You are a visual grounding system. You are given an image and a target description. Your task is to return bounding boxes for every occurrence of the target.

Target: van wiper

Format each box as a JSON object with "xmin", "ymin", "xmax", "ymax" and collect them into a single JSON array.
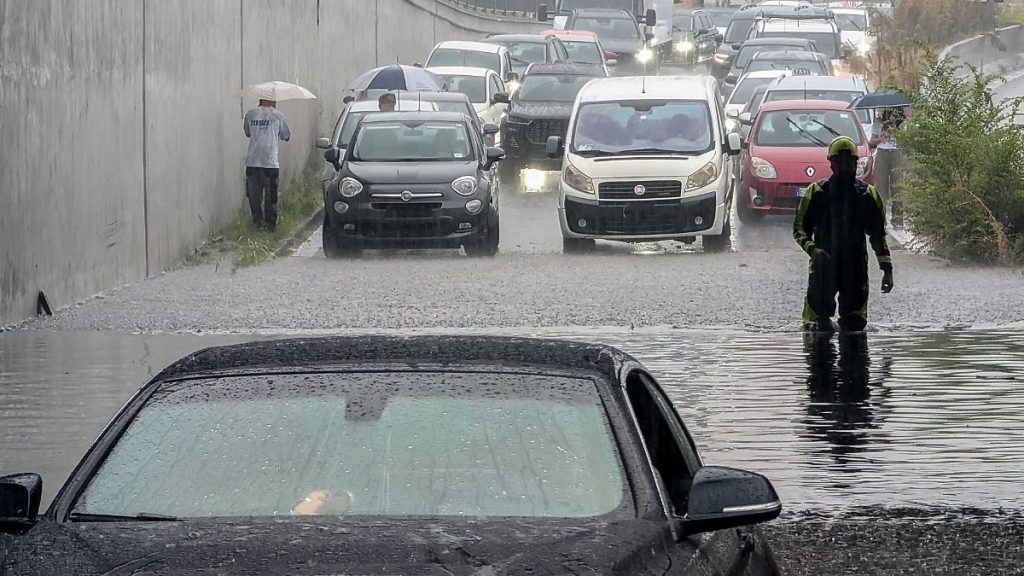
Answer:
[
  {"xmin": 617, "ymin": 147, "xmax": 691, "ymax": 156},
  {"xmin": 68, "ymin": 512, "xmax": 180, "ymax": 522},
  {"xmin": 574, "ymin": 149, "xmax": 619, "ymax": 157},
  {"xmin": 786, "ymin": 118, "xmax": 829, "ymax": 147}
]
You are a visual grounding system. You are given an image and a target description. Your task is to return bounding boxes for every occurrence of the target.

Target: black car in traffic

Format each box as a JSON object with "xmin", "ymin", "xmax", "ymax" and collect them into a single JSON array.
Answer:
[
  {"xmin": 499, "ymin": 62, "xmax": 605, "ymax": 186},
  {"xmin": 0, "ymin": 336, "xmax": 782, "ymax": 575},
  {"xmin": 482, "ymin": 33, "xmax": 571, "ymax": 79},
  {"xmin": 321, "ymin": 112, "xmax": 504, "ymax": 257},
  {"xmin": 666, "ymin": 9, "xmax": 722, "ymax": 67},
  {"xmin": 565, "ymin": 8, "xmax": 650, "ymax": 74}
]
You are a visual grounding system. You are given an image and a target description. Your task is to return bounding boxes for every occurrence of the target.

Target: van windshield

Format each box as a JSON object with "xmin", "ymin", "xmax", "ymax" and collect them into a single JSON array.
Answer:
[{"xmin": 571, "ymin": 100, "xmax": 713, "ymax": 156}]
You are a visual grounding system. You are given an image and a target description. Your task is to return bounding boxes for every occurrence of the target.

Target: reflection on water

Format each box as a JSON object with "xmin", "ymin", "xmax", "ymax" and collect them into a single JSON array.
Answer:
[{"xmin": 2, "ymin": 328, "xmax": 1023, "ymax": 513}]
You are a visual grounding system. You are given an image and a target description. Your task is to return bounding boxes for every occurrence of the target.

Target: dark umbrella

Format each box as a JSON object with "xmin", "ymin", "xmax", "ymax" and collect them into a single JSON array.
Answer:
[
  {"xmin": 349, "ymin": 65, "xmax": 445, "ymax": 92},
  {"xmin": 848, "ymin": 90, "xmax": 911, "ymax": 111}
]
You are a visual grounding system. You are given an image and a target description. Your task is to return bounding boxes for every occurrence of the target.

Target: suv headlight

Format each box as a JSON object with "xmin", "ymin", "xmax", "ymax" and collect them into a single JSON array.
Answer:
[
  {"xmin": 856, "ymin": 156, "xmax": 870, "ymax": 179},
  {"xmin": 685, "ymin": 161, "xmax": 720, "ymax": 192},
  {"xmin": 339, "ymin": 177, "xmax": 363, "ymax": 198},
  {"xmin": 564, "ymin": 164, "xmax": 594, "ymax": 194},
  {"xmin": 750, "ymin": 157, "xmax": 778, "ymax": 180},
  {"xmin": 676, "ymin": 40, "xmax": 694, "ymax": 53},
  {"xmin": 452, "ymin": 176, "xmax": 478, "ymax": 196}
]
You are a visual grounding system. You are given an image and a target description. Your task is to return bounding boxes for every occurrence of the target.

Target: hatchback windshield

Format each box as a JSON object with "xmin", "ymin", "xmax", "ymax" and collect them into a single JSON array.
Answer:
[
  {"xmin": 729, "ymin": 76, "xmax": 780, "ymax": 107},
  {"xmin": 72, "ymin": 373, "xmax": 626, "ymax": 519},
  {"xmin": 835, "ymin": 12, "xmax": 867, "ymax": 32},
  {"xmin": 427, "ymin": 49, "xmax": 501, "ymax": 74},
  {"xmin": 516, "ymin": 74, "xmax": 594, "ymax": 103},
  {"xmin": 572, "ymin": 100, "xmax": 713, "ymax": 155},
  {"xmin": 353, "ymin": 121, "xmax": 473, "ymax": 162},
  {"xmin": 746, "ymin": 57, "xmax": 827, "ymax": 76},
  {"xmin": 491, "ymin": 41, "xmax": 548, "ymax": 65},
  {"xmin": 755, "ymin": 109, "xmax": 863, "ymax": 147},
  {"xmin": 562, "ymin": 40, "xmax": 604, "ymax": 64},
  {"xmin": 758, "ymin": 30, "xmax": 839, "ymax": 58},
  {"xmin": 765, "ymin": 89, "xmax": 870, "ymax": 123},
  {"xmin": 439, "ymin": 75, "xmax": 486, "ymax": 103},
  {"xmin": 573, "ymin": 16, "xmax": 640, "ymax": 40}
]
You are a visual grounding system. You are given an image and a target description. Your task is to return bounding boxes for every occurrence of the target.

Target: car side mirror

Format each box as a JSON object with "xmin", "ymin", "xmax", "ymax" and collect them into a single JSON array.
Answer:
[
  {"xmin": 343, "ymin": 95, "xmax": 355, "ymax": 104},
  {"xmin": 731, "ymin": 42, "xmax": 742, "ymax": 50},
  {"xmin": 323, "ymin": 147, "xmax": 342, "ymax": 171},
  {"xmin": 607, "ymin": 58, "xmax": 618, "ymax": 67},
  {"xmin": 672, "ymin": 466, "xmax": 780, "ymax": 540},
  {"xmin": 715, "ymin": 33, "xmax": 724, "ymax": 43},
  {"xmin": 484, "ymin": 146, "xmax": 505, "ymax": 169},
  {"xmin": 645, "ymin": 8, "xmax": 657, "ymax": 28},
  {"xmin": 726, "ymin": 132, "xmax": 742, "ymax": 156},
  {"xmin": 726, "ymin": 109, "xmax": 740, "ymax": 120},
  {"xmin": 697, "ymin": 28, "xmax": 710, "ymax": 36},
  {"xmin": 491, "ymin": 92, "xmax": 510, "ymax": 105},
  {"xmin": 537, "ymin": 3, "xmax": 548, "ymax": 22},
  {"xmin": 316, "ymin": 137, "xmax": 332, "ymax": 150},
  {"xmin": 739, "ymin": 112, "xmax": 753, "ymax": 126},
  {"xmin": 546, "ymin": 135, "xmax": 564, "ymax": 159},
  {"xmin": 483, "ymin": 123, "xmax": 500, "ymax": 136},
  {"xmin": 506, "ymin": 72, "xmax": 520, "ymax": 83},
  {"xmin": 0, "ymin": 473, "xmax": 42, "ymax": 533}
]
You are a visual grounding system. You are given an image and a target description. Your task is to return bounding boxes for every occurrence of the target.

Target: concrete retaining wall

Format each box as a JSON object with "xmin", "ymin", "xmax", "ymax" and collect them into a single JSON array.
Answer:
[
  {"xmin": 940, "ymin": 25, "xmax": 1024, "ymax": 77},
  {"xmin": 0, "ymin": 0, "xmax": 540, "ymax": 326}
]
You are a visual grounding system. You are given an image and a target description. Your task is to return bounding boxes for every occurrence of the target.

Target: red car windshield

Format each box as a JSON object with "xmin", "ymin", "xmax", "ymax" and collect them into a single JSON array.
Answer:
[{"xmin": 755, "ymin": 109, "xmax": 862, "ymax": 147}]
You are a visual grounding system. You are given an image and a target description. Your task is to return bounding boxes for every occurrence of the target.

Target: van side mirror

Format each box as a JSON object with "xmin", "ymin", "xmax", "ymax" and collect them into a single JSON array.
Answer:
[
  {"xmin": 726, "ymin": 109, "xmax": 740, "ymax": 120},
  {"xmin": 491, "ymin": 92, "xmax": 510, "ymax": 105},
  {"xmin": 645, "ymin": 8, "xmax": 657, "ymax": 28},
  {"xmin": 546, "ymin": 135, "xmax": 564, "ymax": 159},
  {"xmin": 672, "ymin": 466, "xmax": 780, "ymax": 540},
  {"xmin": 324, "ymin": 148, "xmax": 342, "ymax": 170},
  {"xmin": 537, "ymin": 3, "xmax": 548, "ymax": 22},
  {"xmin": 0, "ymin": 473, "xmax": 42, "ymax": 533},
  {"xmin": 727, "ymin": 132, "xmax": 742, "ymax": 156}
]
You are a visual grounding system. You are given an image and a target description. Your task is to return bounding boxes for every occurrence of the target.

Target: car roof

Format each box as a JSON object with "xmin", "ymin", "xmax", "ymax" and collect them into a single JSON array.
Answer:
[
  {"xmin": 427, "ymin": 66, "xmax": 492, "ymax": 77},
  {"xmin": 578, "ymin": 75, "xmax": 716, "ymax": 102},
  {"xmin": 757, "ymin": 98, "xmax": 856, "ymax": 112},
  {"xmin": 767, "ymin": 75, "xmax": 866, "ymax": 91},
  {"xmin": 485, "ymin": 34, "xmax": 550, "ymax": 42},
  {"xmin": 760, "ymin": 20, "xmax": 836, "ymax": 31},
  {"xmin": 433, "ymin": 41, "xmax": 503, "ymax": 54},
  {"xmin": 415, "ymin": 91, "xmax": 473, "ymax": 103},
  {"xmin": 360, "ymin": 111, "xmax": 469, "ymax": 124},
  {"xmin": 751, "ymin": 49, "xmax": 823, "ymax": 60},
  {"xmin": 346, "ymin": 99, "xmax": 427, "ymax": 112},
  {"xmin": 542, "ymin": 29, "xmax": 598, "ymax": 39},
  {"xmin": 829, "ymin": 8, "xmax": 866, "ymax": 15},
  {"xmin": 572, "ymin": 8, "xmax": 634, "ymax": 17},
  {"xmin": 524, "ymin": 62, "xmax": 606, "ymax": 76},
  {"xmin": 741, "ymin": 37, "xmax": 815, "ymax": 46},
  {"xmin": 152, "ymin": 336, "xmax": 639, "ymax": 385}
]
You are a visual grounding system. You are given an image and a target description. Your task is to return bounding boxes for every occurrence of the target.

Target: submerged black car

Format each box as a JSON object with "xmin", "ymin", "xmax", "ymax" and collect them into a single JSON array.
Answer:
[
  {"xmin": 321, "ymin": 111, "xmax": 504, "ymax": 257},
  {"xmin": 0, "ymin": 336, "xmax": 782, "ymax": 575},
  {"xmin": 499, "ymin": 62, "xmax": 605, "ymax": 185}
]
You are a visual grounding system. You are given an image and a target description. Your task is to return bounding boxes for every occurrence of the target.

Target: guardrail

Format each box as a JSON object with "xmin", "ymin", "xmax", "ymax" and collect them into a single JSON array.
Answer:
[{"xmin": 442, "ymin": 0, "xmax": 538, "ymax": 20}]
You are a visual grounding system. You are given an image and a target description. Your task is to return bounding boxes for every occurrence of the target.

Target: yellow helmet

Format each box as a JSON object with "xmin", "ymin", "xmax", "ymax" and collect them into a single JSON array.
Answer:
[{"xmin": 827, "ymin": 136, "xmax": 859, "ymax": 159}]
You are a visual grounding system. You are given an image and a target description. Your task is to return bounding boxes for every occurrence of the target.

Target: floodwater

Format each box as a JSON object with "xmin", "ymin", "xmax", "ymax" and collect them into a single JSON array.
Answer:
[{"xmin": 2, "ymin": 328, "xmax": 1022, "ymax": 514}]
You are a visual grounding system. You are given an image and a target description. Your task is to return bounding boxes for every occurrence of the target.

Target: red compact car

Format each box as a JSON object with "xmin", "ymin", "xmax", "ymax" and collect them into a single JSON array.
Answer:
[{"xmin": 737, "ymin": 99, "xmax": 873, "ymax": 222}]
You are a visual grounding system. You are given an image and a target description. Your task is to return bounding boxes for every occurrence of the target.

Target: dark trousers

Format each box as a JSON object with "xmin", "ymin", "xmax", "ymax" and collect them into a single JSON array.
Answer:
[
  {"xmin": 245, "ymin": 167, "xmax": 279, "ymax": 226},
  {"xmin": 802, "ymin": 259, "xmax": 870, "ymax": 332}
]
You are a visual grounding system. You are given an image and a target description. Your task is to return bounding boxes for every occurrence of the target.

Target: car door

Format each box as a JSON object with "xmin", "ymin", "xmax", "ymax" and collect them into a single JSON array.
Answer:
[
  {"xmin": 624, "ymin": 370, "xmax": 759, "ymax": 576},
  {"xmin": 477, "ymin": 72, "xmax": 504, "ymax": 129}
]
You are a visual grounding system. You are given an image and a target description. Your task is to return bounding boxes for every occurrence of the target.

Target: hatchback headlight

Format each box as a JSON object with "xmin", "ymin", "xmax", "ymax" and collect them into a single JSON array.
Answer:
[
  {"xmin": 750, "ymin": 157, "xmax": 778, "ymax": 180},
  {"xmin": 564, "ymin": 164, "xmax": 594, "ymax": 194},
  {"xmin": 685, "ymin": 162, "xmax": 720, "ymax": 192},
  {"xmin": 676, "ymin": 40, "xmax": 694, "ymax": 53},
  {"xmin": 452, "ymin": 176, "xmax": 477, "ymax": 196},
  {"xmin": 856, "ymin": 157, "xmax": 870, "ymax": 179},
  {"xmin": 339, "ymin": 177, "xmax": 363, "ymax": 198}
]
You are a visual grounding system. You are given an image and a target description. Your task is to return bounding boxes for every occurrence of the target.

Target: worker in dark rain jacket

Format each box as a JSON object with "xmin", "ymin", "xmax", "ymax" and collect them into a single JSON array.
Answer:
[{"xmin": 794, "ymin": 136, "xmax": 894, "ymax": 333}]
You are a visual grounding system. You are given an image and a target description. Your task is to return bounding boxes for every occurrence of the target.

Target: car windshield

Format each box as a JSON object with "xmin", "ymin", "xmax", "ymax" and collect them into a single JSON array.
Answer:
[
  {"xmin": 835, "ymin": 12, "xmax": 867, "ymax": 32},
  {"xmin": 491, "ymin": 41, "xmax": 548, "ymax": 65},
  {"xmin": 736, "ymin": 44, "xmax": 806, "ymax": 67},
  {"xmin": 755, "ymin": 109, "xmax": 863, "ymax": 147},
  {"xmin": 571, "ymin": 100, "xmax": 713, "ymax": 156},
  {"xmin": 515, "ymin": 74, "xmax": 594, "ymax": 103},
  {"xmin": 563, "ymin": 40, "xmax": 604, "ymax": 64},
  {"xmin": 352, "ymin": 121, "xmax": 473, "ymax": 162},
  {"xmin": 70, "ymin": 373, "xmax": 626, "ymax": 519},
  {"xmin": 673, "ymin": 14, "xmax": 693, "ymax": 31},
  {"xmin": 439, "ymin": 75, "xmax": 487, "ymax": 103},
  {"xmin": 573, "ymin": 17, "xmax": 640, "ymax": 40},
  {"xmin": 426, "ymin": 49, "xmax": 501, "ymax": 74},
  {"xmin": 433, "ymin": 101, "xmax": 475, "ymax": 117},
  {"xmin": 709, "ymin": 12, "xmax": 734, "ymax": 28},
  {"xmin": 724, "ymin": 18, "xmax": 754, "ymax": 43},
  {"xmin": 746, "ymin": 57, "xmax": 826, "ymax": 75},
  {"xmin": 765, "ymin": 89, "xmax": 870, "ymax": 123},
  {"xmin": 561, "ymin": 0, "xmax": 631, "ymax": 10},
  {"xmin": 758, "ymin": 31, "xmax": 839, "ymax": 58},
  {"xmin": 729, "ymin": 76, "xmax": 779, "ymax": 106}
]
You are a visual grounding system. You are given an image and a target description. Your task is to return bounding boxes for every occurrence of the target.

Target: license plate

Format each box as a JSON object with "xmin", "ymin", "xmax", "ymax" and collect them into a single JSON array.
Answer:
[{"xmin": 796, "ymin": 187, "xmax": 806, "ymax": 197}]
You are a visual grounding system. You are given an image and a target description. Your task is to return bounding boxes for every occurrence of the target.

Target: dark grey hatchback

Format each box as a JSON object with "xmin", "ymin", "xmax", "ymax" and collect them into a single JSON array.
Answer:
[
  {"xmin": 1, "ymin": 336, "xmax": 782, "ymax": 575},
  {"xmin": 322, "ymin": 112, "xmax": 505, "ymax": 258}
]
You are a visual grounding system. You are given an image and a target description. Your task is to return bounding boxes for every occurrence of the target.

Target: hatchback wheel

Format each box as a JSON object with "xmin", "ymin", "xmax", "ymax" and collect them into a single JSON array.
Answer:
[
  {"xmin": 465, "ymin": 212, "xmax": 499, "ymax": 258},
  {"xmin": 322, "ymin": 215, "xmax": 361, "ymax": 259}
]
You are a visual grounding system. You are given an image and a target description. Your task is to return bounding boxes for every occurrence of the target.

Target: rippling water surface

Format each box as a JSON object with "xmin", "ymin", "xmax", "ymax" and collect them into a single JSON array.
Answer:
[{"xmin": 2, "ymin": 328, "xmax": 1022, "ymax": 512}]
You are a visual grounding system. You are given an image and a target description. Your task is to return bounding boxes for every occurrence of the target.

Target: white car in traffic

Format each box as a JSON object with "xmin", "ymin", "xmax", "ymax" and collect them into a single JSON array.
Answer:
[
  {"xmin": 547, "ymin": 76, "xmax": 741, "ymax": 254},
  {"xmin": 424, "ymin": 41, "xmax": 519, "ymax": 85},
  {"xmin": 426, "ymin": 66, "xmax": 509, "ymax": 131}
]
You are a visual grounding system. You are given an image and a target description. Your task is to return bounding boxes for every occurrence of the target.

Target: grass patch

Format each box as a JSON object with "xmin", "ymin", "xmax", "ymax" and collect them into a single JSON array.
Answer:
[{"xmin": 215, "ymin": 167, "xmax": 322, "ymax": 267}]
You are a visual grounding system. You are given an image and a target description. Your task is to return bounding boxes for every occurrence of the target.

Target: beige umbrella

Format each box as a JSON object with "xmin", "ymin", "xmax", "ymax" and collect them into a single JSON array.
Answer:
[{"xmin": 243, "ymin": 81, "xmax": 317, "ymax": 101}]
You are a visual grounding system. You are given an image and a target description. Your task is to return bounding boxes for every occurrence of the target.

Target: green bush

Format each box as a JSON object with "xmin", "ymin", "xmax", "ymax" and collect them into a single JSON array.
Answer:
[{"xmin": 896, "ymin": 59, "xmax": 1024, "ymax": 264}]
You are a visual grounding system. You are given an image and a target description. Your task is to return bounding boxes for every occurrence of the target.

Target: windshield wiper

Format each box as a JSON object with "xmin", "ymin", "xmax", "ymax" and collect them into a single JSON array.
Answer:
[
  {"xmin": 617, "ymin": 147, "xmax": 692, "ymax": 156},
  {"xmin": 574, "ymin": 149, "xmax": 619, "ymax": 157},
  {"xmin": 68, "ymin": 512, "xmax": 180, "ymax": 522},
  {"xmin": 786, "ymin": 118, "xmax": 829, "ymax": 147},
  {"xmin": 806, "ymin": 119, "xmax": 843, "ymax": 138}
]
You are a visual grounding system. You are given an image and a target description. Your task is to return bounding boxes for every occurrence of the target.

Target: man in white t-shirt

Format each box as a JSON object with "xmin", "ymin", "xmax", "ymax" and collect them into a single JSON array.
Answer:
[{"xmin": 243, "ymin": 99, "xmax": 291, "ymax": 230}]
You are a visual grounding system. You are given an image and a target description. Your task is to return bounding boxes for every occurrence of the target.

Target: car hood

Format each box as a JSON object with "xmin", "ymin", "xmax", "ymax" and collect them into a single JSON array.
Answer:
[
  {"xmin": 3, "ymin": 517, "xmax": 672, "ymax": 575},
  {"xmin": 346, "ymin": 161, "xmax": 478, "ymax": 184},
  {"xmin": 568, "ymin": 149, "xmax": 717, "ymax": 180},
  {"xmin": 749, "ymin": 143, "xmax": 869, "ymax": 179},
  {"xmin": 506, "ymin": 101, "xmax": 573, "ymax": 121},
  {"xmin": 600, "ymin": 38, "xmax": 643, "ymax": 55}
]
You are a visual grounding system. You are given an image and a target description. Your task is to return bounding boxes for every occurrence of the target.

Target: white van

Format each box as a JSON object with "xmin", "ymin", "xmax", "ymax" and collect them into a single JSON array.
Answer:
[{"xmin": 547, "ymin": 76, "xmax": 741, "ymax": 253}]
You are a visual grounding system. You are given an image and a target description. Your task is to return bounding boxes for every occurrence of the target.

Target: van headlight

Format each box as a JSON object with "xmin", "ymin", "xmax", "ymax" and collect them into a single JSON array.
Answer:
[
  {"xmin": 339, "ymin": 177, "xmax": 363, "ymax": 198},
  {"xmin": 564, "ymin": 164, "xmax": 594, "ymax": 194},
  {"xmin": 750, "ymin": 157, "xmax": 778, "ymax": 180},
  {"xmin": 856, "ymin": 157, "xmax": 870, "ymax": 179},
  {"xmin": 685, "ymin": 162, "xmax": 719, "ymax": 192},
  {"xmin": 676, "ymin": 40, "xmax": 694, "ymax": 53},
  {"xmin": 452, "ymin": 176, "xmax": 477, "ymax": 196}
]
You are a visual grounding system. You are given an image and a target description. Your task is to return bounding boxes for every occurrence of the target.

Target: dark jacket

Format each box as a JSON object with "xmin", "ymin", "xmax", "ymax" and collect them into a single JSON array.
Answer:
[{"xmin": 793, "ymin": 177, "xmax": 893, "ymax": 272}]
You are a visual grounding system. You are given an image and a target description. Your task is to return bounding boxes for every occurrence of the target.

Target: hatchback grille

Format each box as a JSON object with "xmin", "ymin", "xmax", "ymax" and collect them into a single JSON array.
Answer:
[
  {"xmin": 526, "ymin": 119, "xmax": 569, "ymax": 144},
  {"xmin": 598, "ymin": 180, "xmax": 682, "ymax": 200}
]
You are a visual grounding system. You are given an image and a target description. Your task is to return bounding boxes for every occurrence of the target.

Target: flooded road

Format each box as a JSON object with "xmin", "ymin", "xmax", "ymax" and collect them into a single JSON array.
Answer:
[{"xmin": 2, "ymin": 328, "xmax": 1022, "ymax": 514}]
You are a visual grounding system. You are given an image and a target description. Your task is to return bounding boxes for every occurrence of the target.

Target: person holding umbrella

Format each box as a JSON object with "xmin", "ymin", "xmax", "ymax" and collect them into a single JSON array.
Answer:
[{"xmin": 243, "ymin": 98, "xmax": 290, "ymax": 230}]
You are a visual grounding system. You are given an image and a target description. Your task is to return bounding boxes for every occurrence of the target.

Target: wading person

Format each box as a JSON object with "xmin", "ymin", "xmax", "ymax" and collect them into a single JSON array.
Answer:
[
  {"xmin": 794, "ymin": 136, "xmax": 894, "ymax": 333},
  {"xmin": 869, "ymin": 107, "xmax": 905, "ymax": 225},
  {"xmin": 378, "ymin": 92, "xmax": 397, "ymax": 112},
  {"xmin": 243, "ymin": 99, "xmax": 290, "ymax": 230}
]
